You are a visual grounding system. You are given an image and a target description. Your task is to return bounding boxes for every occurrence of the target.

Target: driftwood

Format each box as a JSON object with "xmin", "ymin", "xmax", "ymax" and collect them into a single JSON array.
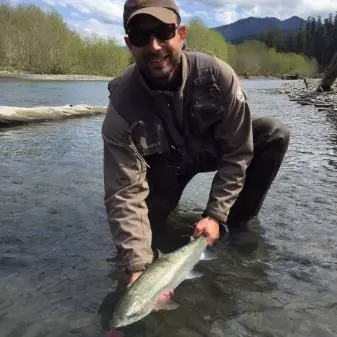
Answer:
[
  {"xmin": 0, "ymin": 104, "xmax": 107, "ymax": 127},
  {"xmin": 317, "ymin": 52, "xmax": 337, "ymax": 92},
  {"xmin": 281, "ymin": 74, "xmax": 300, "ymax": 80}
]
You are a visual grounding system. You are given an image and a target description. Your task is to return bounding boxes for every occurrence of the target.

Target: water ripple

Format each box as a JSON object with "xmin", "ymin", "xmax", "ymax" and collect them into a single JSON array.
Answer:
[{"xmin": 1, "ymin": 79, "xmax": 337, "ymax": 336}]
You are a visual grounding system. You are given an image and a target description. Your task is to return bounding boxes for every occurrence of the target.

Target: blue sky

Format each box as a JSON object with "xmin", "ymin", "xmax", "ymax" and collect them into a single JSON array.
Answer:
[{"xmin": 11, "ymin": 0, "xmax": 337, "ymax": 44}]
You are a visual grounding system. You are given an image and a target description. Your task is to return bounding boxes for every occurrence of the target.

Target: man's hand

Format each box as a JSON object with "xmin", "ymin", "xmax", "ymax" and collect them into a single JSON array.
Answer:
[
  {"xmin": 193, "ymin": 216, "xmax": 220, "ymax": 245},
  {"xmin": 127, "ymin": 270, "xmax": 174, "ymax": 309},
  {"xmin": 127, "ymin": 271, "xmax": 143, "ymax": 287}
]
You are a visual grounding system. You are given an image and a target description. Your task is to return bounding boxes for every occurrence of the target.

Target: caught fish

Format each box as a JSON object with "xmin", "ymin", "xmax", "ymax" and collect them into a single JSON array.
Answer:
[{"xmin": 111, "ymin": 235, "xmax": 216, "ymax": 328}]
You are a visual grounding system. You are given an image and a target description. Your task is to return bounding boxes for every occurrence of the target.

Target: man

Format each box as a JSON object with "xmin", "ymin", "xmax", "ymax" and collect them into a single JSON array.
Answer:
[{"xmin": 102, "ymin": 0, "xmax": 290, "ymax": 287}]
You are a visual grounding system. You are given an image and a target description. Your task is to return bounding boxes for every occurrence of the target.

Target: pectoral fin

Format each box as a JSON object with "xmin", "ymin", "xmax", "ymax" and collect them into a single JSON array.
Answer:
[
  {"xmin": 154, "ymin": 289, "xmax": 179, "ymax": 311},
  {"xmin": 186, "ymin": 270, "xmax": 203, "ymax": 279},
  {"xmin": 154, "ymin": 299, "xmax": 180, "ymax": 311}
]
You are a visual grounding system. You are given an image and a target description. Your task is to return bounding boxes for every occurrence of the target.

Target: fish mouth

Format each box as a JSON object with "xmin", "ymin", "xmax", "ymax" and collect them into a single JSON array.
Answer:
[{"xmin": 111, "ymin": 315, "xmax": 133, "ymax": 329}]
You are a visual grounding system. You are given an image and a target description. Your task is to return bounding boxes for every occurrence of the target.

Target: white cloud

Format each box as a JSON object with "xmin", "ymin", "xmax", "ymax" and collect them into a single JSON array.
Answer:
[
  {"xmin": 178, "ymin": 8, "xmax": 195, "ymax": 21},
  {"xmin": 40, "ymin": 0, "xmax": 337, "ymax": 42},
  {"xmin": 69, "ymin": 11, "xmax": 81, "ymax": 18},
  {"xmin": 69, "ymin": 18, "xmax": 126, "ymax": 44},
  {"xmin": 213, "ymin": 5, "xmax": 241, "ymax": 25},
  {"xmin": 180, "ymin": 0, "xmax": 337, "ymax": 25},
  {"xmin": 43, "ymin": 0, "xmax": 124, "ymax": 24},
  {"xmin": 42, "ymin": 0, "xmax": 127, "ymax": 44}
]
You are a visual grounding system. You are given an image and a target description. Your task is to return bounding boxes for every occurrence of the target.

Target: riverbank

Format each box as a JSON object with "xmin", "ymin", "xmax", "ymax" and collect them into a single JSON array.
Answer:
[
  {"xmin": 272, "ymin": 78, "xmax": 337, "ymax": 113},
  {"xmin": 0, "ymin": 70, "xmax": 112, "ymax": 81},
  {"xmin": 0, "ymin": 70, "xmax": 295, "ymax": 82}
]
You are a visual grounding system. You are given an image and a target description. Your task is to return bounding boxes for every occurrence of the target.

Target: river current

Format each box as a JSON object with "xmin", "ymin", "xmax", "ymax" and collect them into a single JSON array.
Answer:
[{"xmin": 0, "ymin": 78, "xmax": 336, "ymax": 336}]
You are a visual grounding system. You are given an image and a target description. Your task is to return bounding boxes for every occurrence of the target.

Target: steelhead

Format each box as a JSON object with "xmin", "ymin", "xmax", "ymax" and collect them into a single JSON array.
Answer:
[{"xmin": 111, "ymin": 235, "xmax": 216, "ymax": 328}]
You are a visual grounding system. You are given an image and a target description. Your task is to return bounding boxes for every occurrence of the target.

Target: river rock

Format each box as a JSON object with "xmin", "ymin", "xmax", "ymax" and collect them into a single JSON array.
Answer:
[
  {"xmin": 315, "ymin": 103, "xmax": 333, "ymax": 108},
  {"xmin": 275, "ymin": 79, "xmax": 337, "ymax": 113},
  {"xmin": 0, "ymin": 104, "xmax": 107, "ymax": 127}
]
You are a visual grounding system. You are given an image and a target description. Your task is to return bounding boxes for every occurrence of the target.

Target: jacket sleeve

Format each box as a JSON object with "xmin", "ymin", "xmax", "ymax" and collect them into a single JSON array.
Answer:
[
  {"xmin": 102, "ymin": 103, "xmax": 154, "ymax": 273},
  {"xmin": 203, "ymin": 57, "xmax": 254, "ymax": 223}
]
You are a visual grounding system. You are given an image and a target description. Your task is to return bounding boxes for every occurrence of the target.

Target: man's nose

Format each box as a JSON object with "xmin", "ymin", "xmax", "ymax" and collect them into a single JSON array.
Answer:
[{"xmin": 147, "ymin": 35, "xmax": 162, "ymax": 51}]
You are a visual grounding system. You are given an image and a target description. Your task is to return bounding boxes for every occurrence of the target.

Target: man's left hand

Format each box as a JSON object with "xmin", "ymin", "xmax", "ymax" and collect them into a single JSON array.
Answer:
[{"xmin": 193, "ymin": 216, "xmax": 220, "ymax": 245}]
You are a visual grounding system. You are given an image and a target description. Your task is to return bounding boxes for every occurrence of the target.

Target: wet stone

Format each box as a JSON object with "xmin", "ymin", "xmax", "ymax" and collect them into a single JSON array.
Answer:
[
  {"xmin": 47, "ymin": 208, "xmax": 58, "ymax": 214},
  {"xmin": 275, "ymin": 79, "xmax": 337, "ymax": 113},
  {"xmin": 210, "ymin": 273, "xmax": 264, "ymax": 297},
  {"xmin": 238, "ymin": 292, "xmax": 285, "ymax": 311},
  {"xmin": 315, "ymin": 103, "xmax": 332, "ymax": 108}
]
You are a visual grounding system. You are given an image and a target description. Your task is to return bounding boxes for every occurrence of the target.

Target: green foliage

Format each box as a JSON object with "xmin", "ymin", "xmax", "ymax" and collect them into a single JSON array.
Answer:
[
  {"xmin": 228, "ymin": 40, "xmax": 317, "ymax": 76},
  {"xmin": 73, "ymin": 35, "xmax": 130, "ymax": 76},
  {"xmin": 185, "ymin": 18, "xmax": 317, "ymax": 77},
  {"xmin": 185, "ymin": 18, "xmax": 228, "ymax": 61},
  {"xmin": 0, "ymin": 2, "xmax": 318, "ymax": 77},
  {"xmin": 0, "ymin": 1, "xmax": 130, "ymax": 76}
]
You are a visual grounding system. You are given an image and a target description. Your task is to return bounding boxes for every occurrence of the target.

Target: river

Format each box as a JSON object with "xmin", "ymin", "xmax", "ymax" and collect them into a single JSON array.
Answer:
[{"xmin": 1, "ymin": 78, "xmax": 337, "ymax": 337}]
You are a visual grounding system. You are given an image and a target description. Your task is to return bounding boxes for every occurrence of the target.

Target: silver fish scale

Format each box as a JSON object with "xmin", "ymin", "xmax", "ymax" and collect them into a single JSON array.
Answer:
[{"xmin": 128, "ymin": 236, "xmax": 208, "ymax": 297}]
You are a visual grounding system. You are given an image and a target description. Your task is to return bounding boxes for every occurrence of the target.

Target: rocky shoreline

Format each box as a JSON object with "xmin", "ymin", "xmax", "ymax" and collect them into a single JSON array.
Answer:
[
  {"xmin": 0, "ymin": 70, "xmax": 283, "ymax": 82},
  {"xmin": 274, "ymin": 78, "xmax": 337, "ymax": 113}
]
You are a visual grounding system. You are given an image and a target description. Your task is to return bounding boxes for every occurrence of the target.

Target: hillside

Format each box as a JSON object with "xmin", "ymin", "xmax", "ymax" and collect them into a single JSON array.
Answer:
[{"xmin": 213, "ymin": 16, "xmax": 306, "ymax": 44}]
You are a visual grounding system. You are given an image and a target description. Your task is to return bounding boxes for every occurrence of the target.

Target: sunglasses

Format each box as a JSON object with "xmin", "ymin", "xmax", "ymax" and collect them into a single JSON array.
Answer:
[{"xmin": 127, "ymin": 23, "xmax": 178, "ymax": 47}]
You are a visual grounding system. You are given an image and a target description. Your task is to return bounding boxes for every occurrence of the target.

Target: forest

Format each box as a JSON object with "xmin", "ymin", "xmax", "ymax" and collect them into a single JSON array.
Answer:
[
  {"xmin": 0, "ymin": 1, "xmax": 319, "ymax": 77},
  {"xmin": 259, "ymin": 13, "xmax": 337, "ymax": 69}
]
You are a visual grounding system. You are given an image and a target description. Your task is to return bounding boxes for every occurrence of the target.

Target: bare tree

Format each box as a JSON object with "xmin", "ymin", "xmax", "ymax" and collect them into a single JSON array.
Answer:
[{"xmin": 317, "ymin": 52, "xmax": 337, "ymax": 92}]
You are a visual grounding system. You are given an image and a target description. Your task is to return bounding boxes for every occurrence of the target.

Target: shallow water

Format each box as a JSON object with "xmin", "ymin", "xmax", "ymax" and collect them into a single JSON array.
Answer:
[{"xmin": 1, "ymin": 78, "xmax": 337, "ymax": 337}]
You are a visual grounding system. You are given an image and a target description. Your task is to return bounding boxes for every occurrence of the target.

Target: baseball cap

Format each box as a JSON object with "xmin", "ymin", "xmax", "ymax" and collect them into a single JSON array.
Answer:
[{"xmin": 123, "ymin": 0, "xmax": 181, "ymax": 32}]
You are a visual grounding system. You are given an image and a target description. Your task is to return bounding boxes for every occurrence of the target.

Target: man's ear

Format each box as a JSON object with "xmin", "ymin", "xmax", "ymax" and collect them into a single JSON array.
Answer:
[
  {"xmin": 177, "ymin": 25, "xmax": 186, "ymax": 45},
  {"xmin": 124, "ymin": 36, "xmax": 133, "ymax": 51}
]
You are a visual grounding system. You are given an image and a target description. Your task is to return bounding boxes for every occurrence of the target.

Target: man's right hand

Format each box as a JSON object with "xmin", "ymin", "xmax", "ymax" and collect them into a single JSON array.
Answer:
[{"xmin": 127, "ymin": 271, "xmax": 143, "ymax": 287}]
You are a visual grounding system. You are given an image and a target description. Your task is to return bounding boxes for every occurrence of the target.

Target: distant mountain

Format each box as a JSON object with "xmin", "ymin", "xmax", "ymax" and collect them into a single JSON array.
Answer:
[{"xmin": 213, "ymin": 16, "xmax": 306, "ymax": 44}]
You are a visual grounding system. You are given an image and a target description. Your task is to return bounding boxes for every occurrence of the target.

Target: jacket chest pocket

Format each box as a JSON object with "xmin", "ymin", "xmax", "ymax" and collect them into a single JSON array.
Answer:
[
  {"xmin": 189, "ymin": 81, "xmax": 225, "ymax": 137},
  {"xmin": 129, "ymin": 117, "xmax": 170, "ymax": 157}
]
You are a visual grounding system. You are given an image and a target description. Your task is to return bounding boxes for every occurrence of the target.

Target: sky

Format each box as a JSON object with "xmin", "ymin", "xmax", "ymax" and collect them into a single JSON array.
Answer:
[{"xmin": 12, "ymin": 0, "xmax": 337, "ymax": 44}]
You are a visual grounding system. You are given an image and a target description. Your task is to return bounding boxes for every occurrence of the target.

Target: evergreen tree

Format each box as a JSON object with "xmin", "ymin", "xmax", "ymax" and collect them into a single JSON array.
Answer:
[
  {"xmin": 296, "ymin": 27, "xmax": 306, "ymax": 54},
  {"xmin": 257, "ymin": 12, "xmax": 337, "ymax": 69}
]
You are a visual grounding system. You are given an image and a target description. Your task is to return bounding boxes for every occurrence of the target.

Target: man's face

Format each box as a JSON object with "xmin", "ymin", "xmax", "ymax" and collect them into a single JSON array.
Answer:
[{"xmin": 125, "ymin": 14, "xmax": 186, "ymax": 85}]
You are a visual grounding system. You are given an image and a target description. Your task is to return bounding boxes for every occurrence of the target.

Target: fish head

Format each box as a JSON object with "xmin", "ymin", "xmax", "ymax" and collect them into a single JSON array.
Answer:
[{"xmin": 111, "ymin": 294, "xmax": 154, "ymax": 328}]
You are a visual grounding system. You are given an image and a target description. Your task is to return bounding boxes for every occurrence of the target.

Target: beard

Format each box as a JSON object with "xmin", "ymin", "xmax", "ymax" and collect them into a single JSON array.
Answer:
[{"xmin": 137, "ymin": 49, "xmax": 182, "ymax": 86}]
